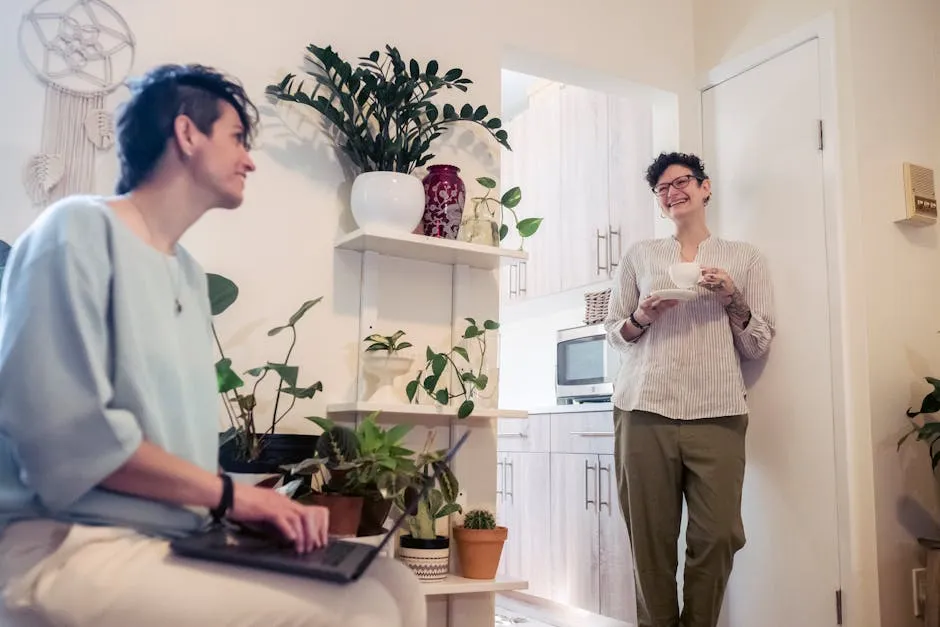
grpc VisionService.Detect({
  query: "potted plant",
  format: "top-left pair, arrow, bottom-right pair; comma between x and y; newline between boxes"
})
208,273 -> 323,475
898,376 -> 940,472
362,330 -> 414,403
453,509 -> 508,579
457,177 -> 543,250
266,44 -> 510,234
395,431 -> 462,582
406,318 -> 499,419
290,412 -> 417,537
287,419 -> 366,537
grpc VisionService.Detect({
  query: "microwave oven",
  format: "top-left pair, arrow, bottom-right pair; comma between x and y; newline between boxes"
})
555,323 -> 621,403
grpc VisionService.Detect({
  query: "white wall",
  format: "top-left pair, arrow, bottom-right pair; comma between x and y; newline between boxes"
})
0,0 -> 698,435
692,1 -> 940,626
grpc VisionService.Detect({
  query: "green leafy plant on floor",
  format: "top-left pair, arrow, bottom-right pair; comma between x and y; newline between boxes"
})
396,430 -> 461,540
405,318 -> 499,419
266,44 -> 510,174
363,330 -> 413,354
472,177 -> 542,250
209,273 -> 324,462
899,377 -> 940,471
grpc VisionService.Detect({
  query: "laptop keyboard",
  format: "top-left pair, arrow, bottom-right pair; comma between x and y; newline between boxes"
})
309,542 -> 357,566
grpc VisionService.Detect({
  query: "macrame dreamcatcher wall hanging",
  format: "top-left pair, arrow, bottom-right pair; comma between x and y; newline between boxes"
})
18,0 -> 135,206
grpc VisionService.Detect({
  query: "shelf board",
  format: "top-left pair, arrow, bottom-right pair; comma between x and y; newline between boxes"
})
335,228 -> 527,270
326,402 -> 528,421
420,575 -> 528,596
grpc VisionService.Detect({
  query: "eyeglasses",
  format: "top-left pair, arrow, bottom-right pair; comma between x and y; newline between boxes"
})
652,174 -> 703,197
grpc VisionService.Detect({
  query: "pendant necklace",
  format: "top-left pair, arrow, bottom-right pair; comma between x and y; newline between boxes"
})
128,200 -> 183,315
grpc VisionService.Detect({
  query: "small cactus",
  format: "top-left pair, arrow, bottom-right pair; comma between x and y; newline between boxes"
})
463,509 -> 496,530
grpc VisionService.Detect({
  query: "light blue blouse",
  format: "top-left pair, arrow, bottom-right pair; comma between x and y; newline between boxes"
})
0,196 -> 218,537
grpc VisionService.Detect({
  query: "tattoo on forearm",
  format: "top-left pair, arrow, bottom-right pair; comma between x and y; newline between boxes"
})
725,288 -> 752,330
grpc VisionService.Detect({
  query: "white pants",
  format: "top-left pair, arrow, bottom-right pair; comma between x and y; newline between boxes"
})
0,520 -> 426,627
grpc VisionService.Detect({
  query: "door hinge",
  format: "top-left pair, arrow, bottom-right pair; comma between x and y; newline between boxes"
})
836,588 -> 843,625
818,119 -> 825,151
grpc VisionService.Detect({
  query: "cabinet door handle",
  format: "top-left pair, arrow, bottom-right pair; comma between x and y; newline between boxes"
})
596,230 -> 609,275
496,460 -> 504,501
584,460 -> 598,510
599,464 -> 611,513
508,264 -> 518,297
506,459 -> 514,503
608,226 -> 621,273
499,432 -> 528,439
571,431 -> 615,437
518,261 -> 527,295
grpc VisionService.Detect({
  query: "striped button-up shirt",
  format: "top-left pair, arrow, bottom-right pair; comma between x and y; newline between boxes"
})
605,236 -> 775,420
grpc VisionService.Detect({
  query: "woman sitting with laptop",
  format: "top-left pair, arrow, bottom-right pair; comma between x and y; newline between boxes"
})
0,64 -> 425,627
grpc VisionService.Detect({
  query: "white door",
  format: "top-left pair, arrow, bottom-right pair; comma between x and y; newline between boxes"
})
702,38 -> 842,626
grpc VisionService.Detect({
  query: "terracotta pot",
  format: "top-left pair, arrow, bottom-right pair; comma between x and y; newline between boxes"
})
304,493 -> 364,538
357,492 -> 393,536
398,535 -> 450,582
453,526 -> 508,580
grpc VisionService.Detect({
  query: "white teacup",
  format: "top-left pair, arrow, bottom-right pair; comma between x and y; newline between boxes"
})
668,262 -> 701,290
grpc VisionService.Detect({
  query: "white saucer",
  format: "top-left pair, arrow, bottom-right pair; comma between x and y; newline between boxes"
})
651,288 -> 697,301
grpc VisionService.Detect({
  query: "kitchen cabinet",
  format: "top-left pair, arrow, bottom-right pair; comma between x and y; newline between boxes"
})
501,84 -> 655,303
496,408 -> 636,623
548,410 -> 635,622
501,84 -> 561,302
495,417 -> 552,599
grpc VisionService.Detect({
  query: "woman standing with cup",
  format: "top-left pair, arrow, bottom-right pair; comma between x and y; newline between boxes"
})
604,152 -> 775,627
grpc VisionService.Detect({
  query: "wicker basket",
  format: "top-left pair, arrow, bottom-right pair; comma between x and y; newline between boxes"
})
584,288 -> 612,325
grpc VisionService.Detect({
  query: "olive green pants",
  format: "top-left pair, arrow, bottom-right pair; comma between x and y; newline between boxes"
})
614,408 -> 747,627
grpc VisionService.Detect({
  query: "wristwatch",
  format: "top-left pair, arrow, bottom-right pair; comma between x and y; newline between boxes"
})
629,312 -> 650,330
210,472 -> 234,523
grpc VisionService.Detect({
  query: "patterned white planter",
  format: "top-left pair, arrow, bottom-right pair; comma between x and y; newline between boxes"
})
398,535 -> 450,582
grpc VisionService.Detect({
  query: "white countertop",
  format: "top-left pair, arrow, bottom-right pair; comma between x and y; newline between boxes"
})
526,402 -> 613,415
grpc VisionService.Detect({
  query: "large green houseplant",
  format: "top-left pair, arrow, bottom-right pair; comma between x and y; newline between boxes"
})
209,273 -> 323,474
266,44 -> 510,234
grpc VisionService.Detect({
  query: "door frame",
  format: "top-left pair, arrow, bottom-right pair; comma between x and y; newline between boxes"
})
698,13 -> 869,627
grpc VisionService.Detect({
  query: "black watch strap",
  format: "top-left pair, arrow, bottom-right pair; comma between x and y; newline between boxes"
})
629,312 -> 650,330
210,473 -> 234,523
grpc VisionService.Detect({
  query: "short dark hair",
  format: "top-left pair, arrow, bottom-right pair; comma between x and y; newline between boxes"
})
114,64 -> 259,194
645,152 -> 709,189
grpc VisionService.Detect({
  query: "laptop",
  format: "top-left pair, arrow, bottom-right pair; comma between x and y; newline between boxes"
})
169,431 -> 469,584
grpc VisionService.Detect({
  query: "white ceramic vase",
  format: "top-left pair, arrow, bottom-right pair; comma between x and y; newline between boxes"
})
350,171 -> 425,233
362,353 -> 414,403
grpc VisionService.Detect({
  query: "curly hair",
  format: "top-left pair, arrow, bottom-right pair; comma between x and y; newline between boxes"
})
644,152 -> 709,189
114,64 -> 260,194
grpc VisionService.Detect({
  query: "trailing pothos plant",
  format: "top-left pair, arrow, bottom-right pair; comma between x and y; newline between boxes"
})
405,318 -> 499,419
266,44 -> 510,174
208,273 -> 324,462
472,177 -> 542,250
899,376 -> 940,472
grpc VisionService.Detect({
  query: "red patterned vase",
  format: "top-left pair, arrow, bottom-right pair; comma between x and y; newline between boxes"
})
421,165 -> 466,239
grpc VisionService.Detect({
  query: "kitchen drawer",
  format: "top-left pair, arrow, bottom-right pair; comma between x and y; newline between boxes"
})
550,410 -> 615,455
497,415 -> 550,453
